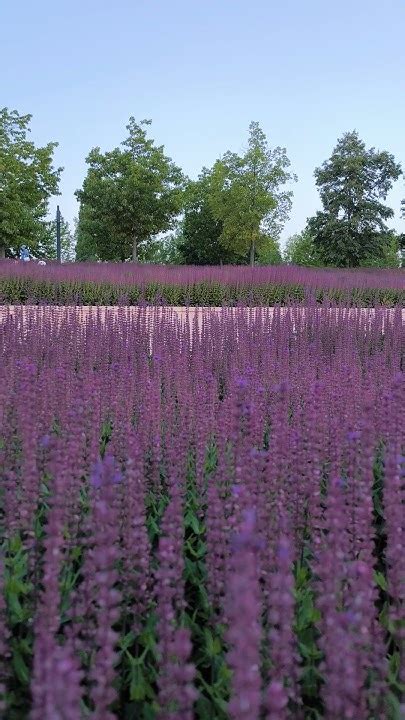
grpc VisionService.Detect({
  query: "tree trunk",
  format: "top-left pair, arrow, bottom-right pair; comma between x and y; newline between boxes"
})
249,240 -> 255,267
132,237 -> 138,262
0,245 -> 5,259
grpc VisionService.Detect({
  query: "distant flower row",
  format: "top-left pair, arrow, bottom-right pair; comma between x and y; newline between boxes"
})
0,260 -> 404,305
0,305 -> 404,718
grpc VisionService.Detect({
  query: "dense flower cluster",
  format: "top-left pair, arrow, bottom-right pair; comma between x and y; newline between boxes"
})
0,259 -> 404,306
0,303 -> 404,718
1,258 -> 405,289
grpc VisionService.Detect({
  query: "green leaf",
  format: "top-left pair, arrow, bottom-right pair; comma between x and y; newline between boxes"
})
119,631 -> 136,652
129,665 -> 154,702
8,594 -> 25,623
374,570 -> 388,592
386,692 -> 404,720
184,511 -> 202,535
12,646 -> 30,685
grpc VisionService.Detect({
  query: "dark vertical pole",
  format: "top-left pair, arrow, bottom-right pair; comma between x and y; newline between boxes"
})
56,205 -> 61,262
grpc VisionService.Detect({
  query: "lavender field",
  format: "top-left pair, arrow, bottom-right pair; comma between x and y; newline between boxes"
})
0,261 -> 404,306
0,304 -> 404,719
2,260 -> 405,289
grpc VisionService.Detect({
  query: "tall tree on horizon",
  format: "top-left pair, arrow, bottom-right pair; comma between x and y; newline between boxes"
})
308,131 -> 402,267
75,118 -> 185,262
176,163 -> 283,266
209,122 -> 296,266
0,107 -> 62,258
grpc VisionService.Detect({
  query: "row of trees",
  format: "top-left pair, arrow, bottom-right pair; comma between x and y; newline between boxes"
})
74,119 -> 295,266
1,106 -> 404,267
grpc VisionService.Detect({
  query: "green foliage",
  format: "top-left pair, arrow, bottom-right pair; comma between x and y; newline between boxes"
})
177,169 -> 240,265
183,448 -> 230,718
141,234 -> 183,265
74,204 -> 100,261
294,562 -> 323,714
256,237 -> 283,265
209,122 -> 296,265
360,232 -> 401,268
40,215 -> 76,262
0,108 -> 62,259
1,275 -> 403,307
3,534 -> 34,714
308,131 -> 402,267
283,230 -> 323,266
177,168 -> 284,266
75,118 -> 186,262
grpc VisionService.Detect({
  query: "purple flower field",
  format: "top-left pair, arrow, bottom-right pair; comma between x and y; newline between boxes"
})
0,260 -> 404,306
1,260 -> 404,289
0,304 -> 404,718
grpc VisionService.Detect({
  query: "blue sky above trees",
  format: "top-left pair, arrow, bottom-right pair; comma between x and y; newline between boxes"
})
2,0 -> 405,245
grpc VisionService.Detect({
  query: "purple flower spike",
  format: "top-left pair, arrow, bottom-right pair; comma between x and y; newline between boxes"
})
90,454 -> 122,489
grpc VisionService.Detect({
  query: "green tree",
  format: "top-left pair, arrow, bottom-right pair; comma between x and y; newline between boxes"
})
75,204 -> 102,261
397,197 -> 405,265
360,231 -> 401,268
176,167 -> 283,266
177,169 -> 239,265
75,118 -> 185,262
142,234 -> 182,264
209,122 -> 296,266
308,131 -> 402,267
0,108 -> 62,258
283,230 -> 322,266
256,236 -> 282,265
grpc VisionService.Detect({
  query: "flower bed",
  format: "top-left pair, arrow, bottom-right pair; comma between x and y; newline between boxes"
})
0,305 -> 404,718
0,260 -> 404,306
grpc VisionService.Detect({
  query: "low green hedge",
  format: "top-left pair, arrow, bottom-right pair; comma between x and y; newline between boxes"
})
0,277 -> 403,306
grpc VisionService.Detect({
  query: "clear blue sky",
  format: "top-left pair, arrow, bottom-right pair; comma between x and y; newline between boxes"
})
2,0 -> 405,246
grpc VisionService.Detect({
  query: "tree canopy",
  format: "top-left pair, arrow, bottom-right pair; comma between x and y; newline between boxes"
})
176,169 -> 240,265
75,119 -> 185,262
308,131 -> 402,267
0,108 -> 62,258
209,122 -> 295,265
283,230 -> 322,266
2,105 -> 404,269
